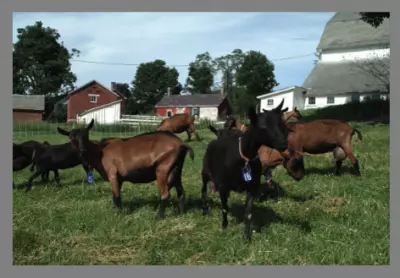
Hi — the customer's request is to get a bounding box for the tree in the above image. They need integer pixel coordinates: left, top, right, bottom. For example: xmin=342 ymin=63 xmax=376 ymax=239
xmin=171 ymin=82 xmax=183 ymax=95
xmin=359 ymin=12 xmax=390 ymax=28
xmin=185 ymin=52 xmax=215 ymax=94
xmin=236 ymin=50 xmax=279 ymax=107
xmin=350 ymin=50 xmax=390 ymax=93
xmin=13 ymin=21 xmax=80 ymax=95
xmin=115 ymin=83 xmax=132 ymax=98
xmin=131 ymin=59 xmax=180 ymax=114
xmin=213 ymin=49 xmax=245 ymax=97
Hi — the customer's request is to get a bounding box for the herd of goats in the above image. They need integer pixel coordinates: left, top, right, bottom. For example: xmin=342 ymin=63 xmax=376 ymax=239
xmin=13 ymin=99 xmax=363 ymax=241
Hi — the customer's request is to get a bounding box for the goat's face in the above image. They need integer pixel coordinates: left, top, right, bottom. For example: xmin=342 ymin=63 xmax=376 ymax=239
xmin=57 ymin=119 xmax=95 ymax=155
xmin=249 ymin=99 xmax=290 ymax=152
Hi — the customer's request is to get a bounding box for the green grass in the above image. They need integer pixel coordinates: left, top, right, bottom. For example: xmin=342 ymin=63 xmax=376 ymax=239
xmin=12 ymin=120 xmax=389 ymax=265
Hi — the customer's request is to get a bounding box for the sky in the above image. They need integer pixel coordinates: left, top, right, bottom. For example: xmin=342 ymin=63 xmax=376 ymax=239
xmin=12 ymin=12 xmax=335 ymax=92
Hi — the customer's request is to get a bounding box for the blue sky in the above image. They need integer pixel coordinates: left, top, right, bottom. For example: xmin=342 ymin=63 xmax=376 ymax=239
xmin=12 ymin=12 xmax=335 ymax=92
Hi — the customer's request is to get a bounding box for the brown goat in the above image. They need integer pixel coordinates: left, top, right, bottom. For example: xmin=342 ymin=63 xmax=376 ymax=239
xmin=57 ymin=119 xmax=195 ymax=218
xmin=282 ymin=107 xmax=302 ymax=122
xmin=158 ymin=113 xmax=200 ymax=141
xmin=286 ymin=119 xmax=362 ymax=176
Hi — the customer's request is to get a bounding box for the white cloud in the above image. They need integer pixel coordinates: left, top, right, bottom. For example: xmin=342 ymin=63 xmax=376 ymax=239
xmin=12 ymin=12 xmax=334 ymax=91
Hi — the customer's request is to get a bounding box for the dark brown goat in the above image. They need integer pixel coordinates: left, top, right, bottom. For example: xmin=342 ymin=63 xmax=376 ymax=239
xmin=201 ymin=100 xmax=293 ymax=241
xmin=57 ymin=119 xmax=195 ymax=218
xmin=223 ymin=115 xmax=305 ymax=181
xmin=158 ymin=113 xmax=200 ymax=141
xmin=13 ymin=140 xmax=53 ymax=187
xmin=286 ymin=119 xmax=363 ymax=176
xmin=208 ymin=125 xmax=305 ymax=182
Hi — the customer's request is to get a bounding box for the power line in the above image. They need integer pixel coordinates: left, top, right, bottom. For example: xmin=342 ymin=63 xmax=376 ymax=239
xmin=70 ymin=53 xmax=314 ymax=67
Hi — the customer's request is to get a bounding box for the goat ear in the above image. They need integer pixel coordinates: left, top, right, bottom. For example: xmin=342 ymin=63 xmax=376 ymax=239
xmin=57 ymin=127 xmax=70 ymax=136
xmin=282 ymin=107 xmax=289 ymax=113
xmin=248 ymin=106 xmax=258 ymax=125
xmin=87 ymin=119 xmax=94 ymax=130
xmin=273 ymin=99 xmax=285 ymax=112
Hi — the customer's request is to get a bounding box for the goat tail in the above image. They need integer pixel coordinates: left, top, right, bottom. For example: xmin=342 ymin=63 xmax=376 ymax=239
xmin=208 ymin=124 xmax=218 ymax=137
xmin=352 ymin=128 xmax=363 ymax=141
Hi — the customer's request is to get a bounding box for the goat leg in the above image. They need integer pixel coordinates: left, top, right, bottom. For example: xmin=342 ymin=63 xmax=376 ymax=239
xmin=244 ymin=191 xmax=255 ymax=242
xmin=53 ymin=169 xmax=61 ymax=187
xmin=25 ymin=170 xmax=44 ymax=192
xmin=201 ymin=172 xmax=210 ymax=216
xmin=219 ymin=189 xmax=229 ymax=230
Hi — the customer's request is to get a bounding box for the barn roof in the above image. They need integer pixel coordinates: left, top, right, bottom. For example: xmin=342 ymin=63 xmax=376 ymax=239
xmin=155 ymin=94 xmax=227 ymax=108
xmin=317 ymin=12 xmax=390 ymax=52
xmin=302 ymin=58 xmax=390 ymax=97
xmin=67 ymin=79 xmax=126 ymax=99
xmin=13 ymin=94 xmax=45 ymax=111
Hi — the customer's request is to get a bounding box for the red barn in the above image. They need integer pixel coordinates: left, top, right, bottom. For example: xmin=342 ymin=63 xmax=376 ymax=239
xmin=65 ymin=80 xmax=126 ymax=122
xmin=13 ymin=94 xmax=45 ymax=122
xmin=155 ymin=94 xmax=232 ymax=121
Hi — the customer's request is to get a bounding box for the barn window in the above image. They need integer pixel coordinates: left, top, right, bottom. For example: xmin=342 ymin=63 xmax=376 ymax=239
xmin=267 ymin=99 xmax=274 ymax=106
xmin=89 ymin=94 xmax=98 ymax=103
xmin=308 ymin=97 xmax=315 ymax=105
xmin=327 ymin=96 xmax=335 ymax=104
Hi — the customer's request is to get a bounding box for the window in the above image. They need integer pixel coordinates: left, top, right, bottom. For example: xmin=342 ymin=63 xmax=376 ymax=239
xmin=267 ymin=99 xmax=274 ymax=106
xmin=89 ymin=95 xmax=98 ymax=103
xmin=308 ymin=97 xmax=315 ymax=105
xmin=363 ymin=96 xmax=371 ymax=102
xmin=327 ymin=96 xmax=335 ymax=104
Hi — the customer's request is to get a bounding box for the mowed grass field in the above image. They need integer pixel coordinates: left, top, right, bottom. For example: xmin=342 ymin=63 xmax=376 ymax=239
xmin=12 ymin=121 xmax=389 ymax=265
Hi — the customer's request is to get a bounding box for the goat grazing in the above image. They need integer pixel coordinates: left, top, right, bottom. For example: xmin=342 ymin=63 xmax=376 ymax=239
xmin=13 ymin=140 xmax=53 ymax=187
xmin=24 ymin=141 xmax=94 ymax=192
xmin=286 ymin=119 xmax=363 ymax=176
xmin=158 ymin=113 xmax=200 ymax=141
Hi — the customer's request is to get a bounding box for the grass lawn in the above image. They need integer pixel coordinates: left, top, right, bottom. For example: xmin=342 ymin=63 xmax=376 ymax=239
xmin=12 ymin=121 xmax=389 ymax=265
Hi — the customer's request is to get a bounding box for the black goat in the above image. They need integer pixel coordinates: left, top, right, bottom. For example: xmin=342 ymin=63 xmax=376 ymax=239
xmin=25 ymin=142 xmax=93 ymax=192
xmin=201 ymin=100 xmax=291 ymax=242
xmin=13 ymin=140 xmax=53 ymax=188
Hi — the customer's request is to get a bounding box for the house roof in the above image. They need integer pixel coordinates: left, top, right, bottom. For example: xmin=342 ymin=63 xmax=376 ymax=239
xmin=67 ymin=80 xmax=127 ymax=99
xmin=13 ymin=94 xmax=45 ymax=111
xmin=317 ymin=12 xmax=390 ymax=52
xmin=78 ymin=99 xmax=123 ymax=116
xmin=155 ymin=94 xmax=227 ymax=108
xmin=256 ymin=86 xmax=307 ymax=99
xmin=302 ymin=58 xmax=389 ymax=97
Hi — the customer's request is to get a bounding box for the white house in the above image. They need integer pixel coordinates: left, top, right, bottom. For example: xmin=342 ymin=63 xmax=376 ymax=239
xmin=257 ymin=86 xmax=307 ymax=112
xmin=301 ymin=12 xmax=390 ymax=109
xmin=76 ymin=99 xmax=122 ymax=124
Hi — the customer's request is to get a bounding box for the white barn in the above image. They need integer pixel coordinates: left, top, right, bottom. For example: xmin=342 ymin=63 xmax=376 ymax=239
xmin=258 ymin=13 xmax=390 ymax=111
xmin=302 ymin=12 xmax=390 ymax=109
xmin=257 ymin=86 xmax=307 ymax=111
xmin=76 ymin=99 xmax=122 ymax=124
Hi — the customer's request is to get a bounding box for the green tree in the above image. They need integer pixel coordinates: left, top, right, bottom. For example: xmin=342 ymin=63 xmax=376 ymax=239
xmin=213 ymin=49 xmax=245 ymax=97
xmin=236 ymin=50 xmax=278 ymax=107
xmin=131 ymin=59 xmax=180 ymax=113
xmin=13 ymin=21 xmax=80 ymax=95
xmin=115 ymin=83 xmax=132 ymax=98
xmin=185 ymin=52 xmax=215 ymax=94
xmin=359 ymin=12 xmax=390 ymax=28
